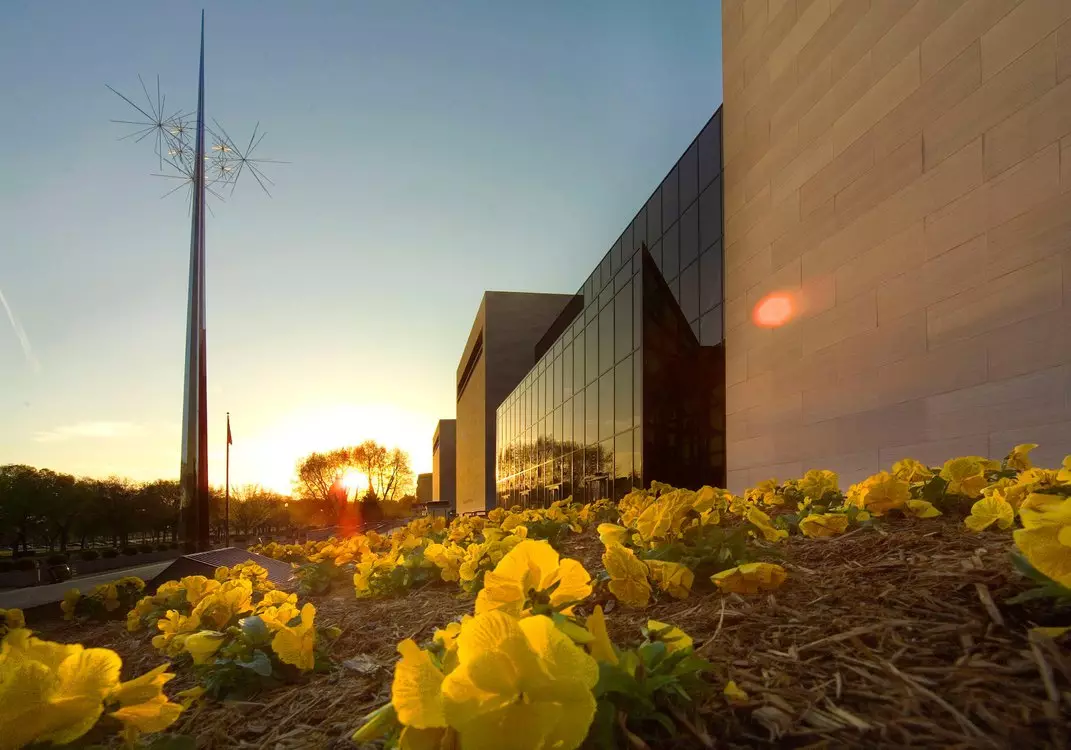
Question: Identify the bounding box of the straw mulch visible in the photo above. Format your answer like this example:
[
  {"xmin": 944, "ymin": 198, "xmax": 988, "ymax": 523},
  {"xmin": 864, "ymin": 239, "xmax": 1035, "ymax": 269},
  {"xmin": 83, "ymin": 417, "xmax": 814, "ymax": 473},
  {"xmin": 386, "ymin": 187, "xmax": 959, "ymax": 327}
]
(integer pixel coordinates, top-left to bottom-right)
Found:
[{"xmin": 31, "ymin": 519, "xmax": 1071, "ymax": 749}]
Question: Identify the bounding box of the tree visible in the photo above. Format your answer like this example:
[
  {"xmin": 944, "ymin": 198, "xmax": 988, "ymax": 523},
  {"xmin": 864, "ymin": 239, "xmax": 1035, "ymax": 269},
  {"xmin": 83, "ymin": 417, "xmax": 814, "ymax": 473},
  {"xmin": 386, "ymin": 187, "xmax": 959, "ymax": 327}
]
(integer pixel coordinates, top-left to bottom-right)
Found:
[
  {"xmin": 351, "ymin": 441, "xmax": 415, "ymax": 503},
  {"xmin": 293, "ymin": 449, "xmax": 350, "ymax": 525}
]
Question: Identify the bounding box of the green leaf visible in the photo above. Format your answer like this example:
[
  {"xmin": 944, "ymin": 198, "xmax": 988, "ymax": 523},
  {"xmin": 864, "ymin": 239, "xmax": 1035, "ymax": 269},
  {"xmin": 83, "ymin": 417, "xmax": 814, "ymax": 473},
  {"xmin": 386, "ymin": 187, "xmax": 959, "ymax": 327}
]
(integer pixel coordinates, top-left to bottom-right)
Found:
[
  {"xmin": 638, "ymin": 641, "xmax": 667, "ymax": 669},
  {"xmin": 589, "ymin": 700, "xmax": 619, "ymax": 750},
  {"xmin": 239, "ymin": 615, "xmax": 270, "ymax": 644},
  {"xmin": 236, "ymin": 649, "xmax": 273, "ymax": 677}
]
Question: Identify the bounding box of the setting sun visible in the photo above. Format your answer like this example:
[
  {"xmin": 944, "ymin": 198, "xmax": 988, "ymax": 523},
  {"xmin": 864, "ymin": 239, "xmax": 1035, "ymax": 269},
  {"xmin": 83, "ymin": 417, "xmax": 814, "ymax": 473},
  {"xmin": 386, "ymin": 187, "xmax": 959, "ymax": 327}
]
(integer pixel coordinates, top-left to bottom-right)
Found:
[{"xmin": 342, "ymin": 470, "xmax": 368, "ymax": 491}]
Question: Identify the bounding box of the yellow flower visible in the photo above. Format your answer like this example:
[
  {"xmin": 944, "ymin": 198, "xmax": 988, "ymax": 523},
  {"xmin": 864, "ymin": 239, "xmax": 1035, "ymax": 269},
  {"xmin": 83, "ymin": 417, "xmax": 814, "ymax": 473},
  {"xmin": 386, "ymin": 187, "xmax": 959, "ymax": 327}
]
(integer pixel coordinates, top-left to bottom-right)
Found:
[
  {"xmin": 964, "ymin": 495, "xmax": 1015, "ymax": 532},
  {"xmin": 584, "ymin": 606, "xmax": 617, "ymax": 665},
  {"xmin": 255, "ymin": 590, "xmax": 298, "ymax": 611},
  {"xmin": 1057, "ymin": 455, "xmax": 1071, "ymax": 482},
  {"xmin": 152, "ymin": 610, "xmax": 200, "ymax": 655},
  {"xmin": 904, "ymin": 499, "xmax": 941, "ymax": 518},
  {"xmin": 711, "ymin": 563, "xmax": 788, "ymax": 595},
  {"xmin": 596, "ymin": 523, "xmax": 629, "ymax": 547},
  {"xmin": 440, "ymin": 612, "xmax": 599, "ymax": 750},
  {"xmin": 475, "ymin": 540, "xmax": 592, "ymax": 617},
  {"xmin": 858, "ymin": 472, "xmax": 910, "ymax": 516},
  {"xmin": 61, "ymin": 588, "xmax": 81, "ymax": 620},
  {"xmin": 191, "ymin": 579, "xmax": 254, "ymax": 629},
  {"xmin": 798, "ymin": 469, "xmax": 839, "ymax": 501},
  {"xmin": 644, "ymin": 560, "xmax": 694, "ymax": 599},
  {"xmin": 184, "ymin": 631, "xmax": 227, "ymax": 665},
  {"xmin": 433, "ymin": 617, "xmax": 470, "ymax": 655},
  {"xmin": 1014, "ymin": 496, "xmax": 1071, "ymax": 588},
  {"xmin": 647, "ymin": 620, "xmax": 693, "ymax": 653},
  {"xmin": 392, "ymin": 639, "xmax": 446, "ymax": 729},
  {"xmin": 425, "ymin": 542, "xmax": 465, "ymax": 583},
  {"xmin": 180, "ymin": 575, "xmax": 221, "ymax": 606},
  {"xmin": 1006, "ymin": 443, "xmax": 1038, "ymax": 471},
  {"xmin": 940, "ymin": 457, "xmax": 989, "ymax": 498},
  {"xmin": 271, "ymin": 602, "xmax": 317, "ymax": 671},
  {"xmin": 1031, "ymin": 626, "xmax": 1071, "ymax": 639},
  {"xmin": 1, "ymin": 608, "xmax": 25, "ymax": 631},
  {"xmin": 108, "ymin": 663, "xmax": 182, "ymax": 739},
  {"xmin": 746, "ymin": 478, "xmax": 780, "ymax": 506},
  {"xmin": 891, "ymin": 458, "xmax": 934, "ymax": 483},
  {"xmin": 798, "ymin": 513, "xmax": 849, "ymax": 538},
  {"xmin": 724, "ymin": 680, "xmax": 749, "ymax": 705},
  {"xmin": 0, "ymin": 629, "xmax": 122, "ymax": 748},
  {"xmin": 602, "ymin": 543, "xmax": 651, "ymax": 608},
  {"xmin": 746, "ymin": 507, "xmax": 788, "ymax": 542}
]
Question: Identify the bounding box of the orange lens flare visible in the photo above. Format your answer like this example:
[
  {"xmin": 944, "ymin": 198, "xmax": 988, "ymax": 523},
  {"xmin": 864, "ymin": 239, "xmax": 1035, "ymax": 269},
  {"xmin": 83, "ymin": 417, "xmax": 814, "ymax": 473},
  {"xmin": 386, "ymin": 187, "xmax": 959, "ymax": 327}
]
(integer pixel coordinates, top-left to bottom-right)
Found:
[{"xmin": 753, "ymin": 293, "xmax": 794, "ymax": 328}]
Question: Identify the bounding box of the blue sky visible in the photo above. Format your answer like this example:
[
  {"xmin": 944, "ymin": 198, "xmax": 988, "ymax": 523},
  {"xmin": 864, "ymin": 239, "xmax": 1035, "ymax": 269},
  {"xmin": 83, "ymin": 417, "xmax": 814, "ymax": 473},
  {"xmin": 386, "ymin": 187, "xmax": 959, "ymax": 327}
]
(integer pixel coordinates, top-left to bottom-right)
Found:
[{"xmin": 0, "ymin": 1, "xmax": 723, "ymax": 493}]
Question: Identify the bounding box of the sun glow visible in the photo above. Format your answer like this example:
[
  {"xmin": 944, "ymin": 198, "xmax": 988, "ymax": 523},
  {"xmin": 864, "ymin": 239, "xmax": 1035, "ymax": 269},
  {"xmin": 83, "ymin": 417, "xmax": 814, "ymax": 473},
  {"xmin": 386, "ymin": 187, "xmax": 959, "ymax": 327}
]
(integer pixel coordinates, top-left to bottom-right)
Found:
[
  {"xmin": 342, "ymin": 470, "xmax": 368, "ymax": 491},
  {"xmin": 752, "ymin": 292, "xmax": 795, "ymax": 328}
]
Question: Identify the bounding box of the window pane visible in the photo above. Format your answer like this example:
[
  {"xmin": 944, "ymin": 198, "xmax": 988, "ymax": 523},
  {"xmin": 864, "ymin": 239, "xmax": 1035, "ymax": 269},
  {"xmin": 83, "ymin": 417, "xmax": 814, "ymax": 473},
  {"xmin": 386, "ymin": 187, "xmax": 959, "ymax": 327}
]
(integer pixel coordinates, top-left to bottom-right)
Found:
[
  {"xmin": 609, "ymin": 237, "xmax": 622, "ymax": 276},
  {"xmin": 680, "ymin": 260, "xmax": 699, "ymax": 324},
  {"xmin": 646, "ymin": 187, "xmax": 662, "ymax": 248},
  {"xmin": 615, "ymin": 431, "xmax": 633, "ymax": 480},
  {"xmin": 698, "ymin": 115, "xmax": 721, "ymax": 190},
  {"xmin": 670, "ymin": 275, "xmax": 680, "ymax": 305},
  {"xmin": 662, "ymin": 221, "xmax": 679, "ymax": 281},
  {"xmin": 599, "ymin": 371, "xmax": 614, "ymax": 441},
  {"xmin": 700, "ymin": 177, "xmax": 722, "ymax": 251},
  {"xmin": 700, "ymin": 304, "xmax": 723, "ymax": 346},
  {"xmin": 621, "ymin": 221, "xmax": 634, "ymax": 258},
  {"xmin": 574, "ymin": 389, "xmax": 586, "ymax": 449},
  {"xmin": 586, "ymin": 323, "xmax": 598, "ymax": 385},
  {"xmin": 633, "ymin": 279, "xmax": 642, "ymax": 351},
  {"xmin": 662, "ymin": 165, "xmax": 679, "ymax": 229},
  {"xmin": 633, "ymin": 205, "xmax": 647, "ymax": 252},
  {"xmin": 585, "ymin": 383, "xmax": 599, "ymax": 449},
  {"xmin": 562, "ymin": 398, "xmax": 572, "ymax": 447},
  {"xmin": 615, "ymin": 356, "xmax": 633, "ymax": 435},
  {"xmin": 553, "ymin": 407, "xmax": 562, "ymax": 458},
  {"xmin": 553, "ymin": 355, "xmax": 563, "ymax": 408},
  {"xmin": 535, "ymin": 374, "xmax": 543, "ymax": 419},
  {"xmin": 649, "ymin": 239, "xmax": 662, "ymax": 273},
  {"xmin": 574, "ymin": 329, "xmax": 586, "ymax": 388},
  {"xmin": 614, "ymin": 265, "xmax": 630, "ymax": 294},
  {"xmin": 680, "ymin": 201, "xmax": 699, "ymax": 271},
  {"xmin": 699, "ymin": 241, "xmax": 722, "ymax": 314},
  {"xmin": 562, "ymin": 345, "xmax": 574, "ymax": 400},
  {"xmin": 679, "ymin": 140, "xmax": 699, "ymax": 210},
  {"xmin": 615, "ymin": 283, "xmax": 633, "ymax": 361},
  {"xmin": 631, "ymin": 427, "xmax": 642, "ymax": 487},
  {"xmin": 633, "ymin": 355, "xmax": 642, "ymax": 427},
  {"xmin": 599, "ymin": 304, "xmax": 614, "ymax": 375}
]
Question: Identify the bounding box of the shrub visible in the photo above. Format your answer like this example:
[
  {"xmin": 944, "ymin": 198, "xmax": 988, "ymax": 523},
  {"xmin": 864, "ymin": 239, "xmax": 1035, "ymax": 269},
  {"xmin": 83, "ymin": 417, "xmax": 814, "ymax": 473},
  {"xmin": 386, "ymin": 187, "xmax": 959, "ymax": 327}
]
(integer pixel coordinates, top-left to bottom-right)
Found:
[
  {"xmin": 0, "ymin": 560, "xmax": 14, "ymax": 573},
  {"xmin": 79, "ymin": 549, "xmax": 100, "ymax": 561},
  {"xmin": 156, "ymin": 543, "xmax": 170, "ymax": 552},
  {"xmin": 46, "ymin": 554, "xmax": 69, "ymax": 566},
  {"xmin": 137, "ymin": 543, "xmax": 154, "ymax": 554},
  {"xmin": 122, "ymin": 546, "xmax": 139, "ymax": 556},
  {"xmin": 101, "ymin": 548, "xmax": 119, "ymax": 559},
  {"xmin": 15, "ymin": 558, "xmax": 37, "ymax": 571}
]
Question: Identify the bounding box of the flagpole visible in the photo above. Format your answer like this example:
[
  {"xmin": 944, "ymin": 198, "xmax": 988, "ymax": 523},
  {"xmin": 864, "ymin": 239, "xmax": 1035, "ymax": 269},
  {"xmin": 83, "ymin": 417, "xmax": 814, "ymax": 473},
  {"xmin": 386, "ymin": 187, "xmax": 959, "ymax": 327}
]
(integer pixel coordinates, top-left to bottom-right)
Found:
[{"xmin": 225, "ymin": 411, "xmax": 231, "ymax": 547}]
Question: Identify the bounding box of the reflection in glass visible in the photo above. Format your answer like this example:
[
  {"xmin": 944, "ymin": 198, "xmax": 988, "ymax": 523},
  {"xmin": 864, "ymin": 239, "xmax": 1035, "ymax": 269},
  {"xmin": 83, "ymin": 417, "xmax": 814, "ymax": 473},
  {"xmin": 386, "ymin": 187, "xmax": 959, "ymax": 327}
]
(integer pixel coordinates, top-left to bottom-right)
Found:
[
  {"xmin": 614, "ymin": 284, "xmax": 632, "ymax": 362},
  {"xmin": 680, "ymin": 201, "xmax": 699, "ymax": 270},
  {"xmin": 599, "ymin": 304, "xmax": 614, "ymax": 376},
  {"xmin": 573, "ymin": 389, "xmax": 585, "ymax": 449},
  {"xmin": 562, "ymin": 345, "xmax": 573, "ymax": 400},
  {"xmin": 699, "ymin": 242, "xmax": 722, "ymax": 314},
  {"xmin": 679, "ymin": 260, "xmax": 699, "ymax": 324},
  {"xmin": 614, "ymin": 357, "xmax": 633, "ymax": 435},
  {"xmin": 700, "ymin": 178, "xmax": 721, "ymax": 251},
  {"xmin": 585, "ymin": 322, "xmax": 598, "ymax": 385},
  {"xmin": 662, "ymin": 165, "xmax": 679, "ymax": 229},
  {"xmin": 700, "ymin": 305, "xmax": 723, "ymax": 347},
  {"xmin": 679, "ymin": 140, "xmax": 698, "ymax": 210},
  {"xmin": 662, "ymin": 221, "xmax": 679, "ymax": 281},
  {"xmin": 585, "ymin": 382, "xmax": 598, "ymax": 449},
  {"xmin": 646, "ymin": 187, "xmax": 661, "ymax": 248}
]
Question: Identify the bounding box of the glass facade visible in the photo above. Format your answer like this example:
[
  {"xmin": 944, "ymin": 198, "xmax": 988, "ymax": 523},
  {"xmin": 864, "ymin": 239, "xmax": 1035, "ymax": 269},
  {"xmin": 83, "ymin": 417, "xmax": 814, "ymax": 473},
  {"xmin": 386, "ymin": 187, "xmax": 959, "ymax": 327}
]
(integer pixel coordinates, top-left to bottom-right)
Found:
[{"xmin": 495, "ymin": 110, "xmax": 725, "ymax": 507}]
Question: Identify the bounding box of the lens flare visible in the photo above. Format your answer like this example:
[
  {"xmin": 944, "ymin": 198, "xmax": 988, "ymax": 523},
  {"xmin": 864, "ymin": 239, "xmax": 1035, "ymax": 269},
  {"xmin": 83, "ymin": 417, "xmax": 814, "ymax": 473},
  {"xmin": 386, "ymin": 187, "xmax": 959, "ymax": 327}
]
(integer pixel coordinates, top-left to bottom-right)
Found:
[{"xmin": 753, "ymin": 293, "xmax": 794, "ymax": 328}]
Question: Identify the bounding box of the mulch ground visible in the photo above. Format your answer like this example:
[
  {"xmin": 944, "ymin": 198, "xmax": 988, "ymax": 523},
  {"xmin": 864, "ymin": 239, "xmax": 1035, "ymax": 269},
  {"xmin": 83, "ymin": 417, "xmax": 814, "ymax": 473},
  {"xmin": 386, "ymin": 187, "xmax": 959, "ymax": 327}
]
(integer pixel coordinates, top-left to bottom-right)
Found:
[{"xmin": 29, "ymin": 519, "xmax": 1071, "ymax": 749}]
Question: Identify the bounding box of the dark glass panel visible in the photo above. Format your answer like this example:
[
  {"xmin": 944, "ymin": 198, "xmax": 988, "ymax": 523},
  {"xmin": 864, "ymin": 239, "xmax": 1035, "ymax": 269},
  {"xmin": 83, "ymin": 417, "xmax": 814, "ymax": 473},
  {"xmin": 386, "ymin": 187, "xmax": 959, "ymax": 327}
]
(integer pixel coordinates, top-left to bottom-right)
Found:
[
  {"xmin": 585, "ymin": 383, "xmax": 599, "ymax": 450},
  {"xmin": 615, "ymin": 431, "xmax": 633, "ymax": 481},
  {"xmin": 599, "ymin": 286, "xmax": 613, "ymax": 310},
  {"xmin": 680, "ymin": 201, "xmax": 699, "ymax": 271},
  {"xmin": 615, "ymin": 283, "xmax": 632, "ymax": 361},
  {"xmin": 586, "ymin": 322, "xmax": 598, "ymax": 385},
  {"xmin": 633, "ymin": 355, "xmax": 642, "ymax": 427},
  {"xmin": 599, "ymin": 371, "xmax": 614, "ymax": 442},
  {"xmin": 610, "ymin": 237, "xmax": 622, "ymax": 276},
  {"xmin": 599, "ymin": 252, "xmax": 611, "ymax": 291},
  {"xmin": 646, "ymin": 187, "xmax": 662, "ymax": 248},
  {"xmin": 698, "ymin": 115, "xmax": 722, "ymax": 190},
  {"xmin": 699, "ymin": 177, "xmax": 722, "ymax": 251},
  {"xmin": 669, "ymin": 276, "xmax": 680, "ymax": 306},
  {"xmin": 599, "ymin": 303, "xmax": 614, "ymax": 375},
  {"xmin": 632, "ymin": 278, "xmax": 642, "ymax": 352},
  {"xmin": 662, "ymin": 221, "xmax": 679, "ymax": 281},
  {"xmin": 562, "ymin": 345, "xmax": 574, "ymax": 400},
  {"xmin": 614, "ymin": 265, "xmax": 630, "ymax": 294},
  {"xmin": 700, "ymin": 304, "xmax": 723, "ymax": 346},
  {"xmin": 574, "ymin": 328, "xmax": 586, "ymax": 388},
  {"xmin": 679, "ymin": 140, "xmax": 699, "ymax": 210},
  {"xmin": 562, "ymin": 398, "xmax": 572, "ymax": 446},
  {"xmin": 573, "ymin": 389, "xmax": 585, "ymax": 448},
  {"xmin": 689, "ymin": 316, "xmax": 701, "ymax": 341},
  {"xmin": 553, "ymin": 355, "xmax": 563, "ymax": 408},
  {"xmin": 662, "ymin": 165, "xmax": 679, "ymax": 229},
  {"xmin": 679, "ymin": 260, "xmax": 699, "ymax": 324},
  {"xmin": 614, "ymin": 356, "xmax": 633, "ymax": 435},
  {"xmin": 650, "ymin": 239, "xmax": 663, "ymax": 275},
  {"xmin": 631, "ymin": 427, "xmax": 642, "ymax": 487},
  {"xmin": 633, "ymin": 205, "xmax": 646, "ymax": 252},
  {"xmin": 535, "ymin": 373, "xmax": 543, "ymax": 420},
  {"xmin": 622, "ymin": 221, "xmax": 634, "ymax": 258},
  {"xmin": 699, "ymin": 241, "xmax": 722, "ymax": 314},
  {"xmin": 553, "ymin": 407, "xmax": 563, "ymax": 459}
]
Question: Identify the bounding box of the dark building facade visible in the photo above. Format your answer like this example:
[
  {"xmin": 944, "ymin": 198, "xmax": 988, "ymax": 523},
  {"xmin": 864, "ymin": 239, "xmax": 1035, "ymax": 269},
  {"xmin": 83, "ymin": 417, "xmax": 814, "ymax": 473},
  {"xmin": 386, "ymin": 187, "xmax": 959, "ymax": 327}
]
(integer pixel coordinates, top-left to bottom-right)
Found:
[
  {"xmin": 495, "ymin": 110, "xmax": 724, "ymax": 507},
  {"xmin": 432, "ymin": 419, "xmax": 457, "ymax": 512},
  {"xmin": 416, "ymin": 473, "xmax": 432, "ymax": 504}
]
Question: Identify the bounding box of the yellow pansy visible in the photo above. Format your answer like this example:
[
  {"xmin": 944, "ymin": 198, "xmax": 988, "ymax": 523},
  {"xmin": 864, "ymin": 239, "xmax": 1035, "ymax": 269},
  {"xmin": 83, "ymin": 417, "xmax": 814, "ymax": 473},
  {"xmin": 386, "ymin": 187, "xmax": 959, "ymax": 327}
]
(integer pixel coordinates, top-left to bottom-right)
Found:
[
  {"xmin": 1014, "ymin": 496, "xmax": 1071, "ymax": 588},
  {"xmin": 1, "ymin": 608, "xmax": 25, "ymax": 631},
  {"xmin": 711, "ymin": 562, "xmax": 788, "ymax": 595},
  {"xmin": 964, "ymin": 495, "xmax": 1014, "ymax": 532},
  {"xmin": 271, "ymin": 602, "xmax": 317, "ymax": 671},
  {"xmin": 724, "ymin": 680, "xmax": 749, "ymax": 705},
  {"xmin": 392, "ymin": 639, "xmax": 446, "ymax": 729},
  {"xmin": 891, "ymin": 458, "xmax": 934, "ymax": 483},
  {"xmin": 602, "ymin": 543, "xmax": 652, "ymax": 608},
  {"xmin": 798, "ymin": 469, "xmax": 839, "ymax": 501},
  {"xmin": 425, "ymin": 542, "xmax": 465, "ymax": 583},
  {"xmin": 646, "ymin": 620, "xmax": 693, "ymax": 653},
  {"xmin": 258, "ymin": 601, "xmax": 301, "ymax": 632},
  {"xmin": 433, "ymin": 617, "xmax": 470, "ymax": 655},
  {"xmin": 255, "ymin": 590, "xmax": 298, "ymax": 611},
  {"xmin": 180, "ymin": 575, "xmax": 221, "ymax": 606},
  {"xmin": 597, "ymin": 523, "xmax": 630, "ymax": 547},
  {"xmin": 440, "ymin": 612, "xmax": 599, "ymax": 750},
  {"xmin": 1006, "ymin": 443, "xmax": 1038, "ymax": 471},
  {"xmin": 61, "ymin": 588, "xmax": 81, "ymax": 620},
  {"xmin": 644, "ymin": 560, "xmax": 694, "ymax": 599},
  {"xmin": 584, "ymin": 606, "xmax": 618, "ymax": 665},
  {"xmin": 0, "ymin": 629, "xmax": 121, "ymax": 748},
  {"xmin": 1058, "ymin": 455, "xmax": 1071, "ymax": 482},
  {"xmin": 745, "ymin": 478, "xmax": 780, "ymax": 506},
  {"xmin": 108, "ymin": 663, "xmax": 182, "ymax": 740},
  {"xmin": 859, "ymin": 472, "xmax": 910, "ymax": 516},
  {"xmin": 474, "ymin": 540, "xmax": 592, "ymax": 617},
  {"xmin": 798, "ymin": 513, "xmax": 849, "ymax": 538},
  {"xmin": 904, "ymin": 499, "xmax": 941, "ymax": 518},
  {"xmin": 191, "ymin": 579, "xmax": 254, "ymax": 630},
  {"xmin": 184, "ymin": 631, "xmax": 227, "ymax": 665},
  {"xmin": 746, "ymin": 507, "xmax": 788, "ymax": 542},
  {"xmin": 940, "ymin": 457, "xmax": 989, "ymax": 498}
]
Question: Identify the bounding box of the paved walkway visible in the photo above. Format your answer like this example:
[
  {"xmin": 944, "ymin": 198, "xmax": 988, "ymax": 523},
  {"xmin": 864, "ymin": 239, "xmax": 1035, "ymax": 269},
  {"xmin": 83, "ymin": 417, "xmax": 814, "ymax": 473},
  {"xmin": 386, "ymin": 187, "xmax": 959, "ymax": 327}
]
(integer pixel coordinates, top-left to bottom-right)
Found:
[{"xmin": 0, "ymin": 561, "xmax": 173, "ymax": 611}]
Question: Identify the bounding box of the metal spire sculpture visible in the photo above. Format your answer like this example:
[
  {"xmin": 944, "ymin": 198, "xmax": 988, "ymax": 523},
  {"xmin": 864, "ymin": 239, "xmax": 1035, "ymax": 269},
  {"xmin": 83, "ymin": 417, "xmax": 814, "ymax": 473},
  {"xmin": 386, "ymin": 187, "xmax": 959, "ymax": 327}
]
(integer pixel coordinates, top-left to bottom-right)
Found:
[{"xmin": 108, "ymin": 11, "xmax": 282, "ymax": 551}]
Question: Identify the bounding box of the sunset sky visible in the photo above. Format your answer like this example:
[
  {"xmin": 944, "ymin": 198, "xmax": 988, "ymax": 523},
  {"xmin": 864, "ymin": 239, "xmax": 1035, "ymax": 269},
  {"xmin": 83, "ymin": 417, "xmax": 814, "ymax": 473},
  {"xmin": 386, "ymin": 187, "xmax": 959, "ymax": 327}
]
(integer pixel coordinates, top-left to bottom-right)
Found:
[{"xmin": 0, "ymin": 1, "xmax": 723, "ymax": 494}]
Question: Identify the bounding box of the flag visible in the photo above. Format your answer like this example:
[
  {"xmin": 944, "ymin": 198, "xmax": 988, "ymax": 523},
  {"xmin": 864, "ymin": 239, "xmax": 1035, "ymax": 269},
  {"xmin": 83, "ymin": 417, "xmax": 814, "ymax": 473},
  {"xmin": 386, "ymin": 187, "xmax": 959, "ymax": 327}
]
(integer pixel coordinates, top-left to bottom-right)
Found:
[{"xmin": 227, "ymin": 414, "xmax": 233, "ymax": 446}]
